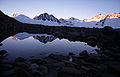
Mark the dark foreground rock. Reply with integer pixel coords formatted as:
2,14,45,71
1,51,120,77
0,50,8,56
0,43,3,46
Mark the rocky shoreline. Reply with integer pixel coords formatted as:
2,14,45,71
0,48,120,77
0,26,120,77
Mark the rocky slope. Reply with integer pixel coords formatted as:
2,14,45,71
33,13,60,23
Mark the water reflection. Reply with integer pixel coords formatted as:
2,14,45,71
33,35,57,44
0,32,98,60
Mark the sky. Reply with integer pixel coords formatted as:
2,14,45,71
0,0,120,19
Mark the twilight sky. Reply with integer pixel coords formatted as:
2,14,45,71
0,0,120,19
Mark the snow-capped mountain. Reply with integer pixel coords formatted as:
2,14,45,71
13,14,61,26
83,14,106,22
96,13,120,28
33,13,60,23
69,17,80,21
12,13,120,28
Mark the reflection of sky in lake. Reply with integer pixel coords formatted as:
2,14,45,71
0,33,98,60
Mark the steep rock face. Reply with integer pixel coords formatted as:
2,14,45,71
33,13,60,23
69,17,80,21
59,18,73,25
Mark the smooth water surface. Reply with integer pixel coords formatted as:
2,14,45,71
0,32,98,60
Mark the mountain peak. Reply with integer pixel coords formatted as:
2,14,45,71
33,13,60,23
11,13,19,17
91,14,106,21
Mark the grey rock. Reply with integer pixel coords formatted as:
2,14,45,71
58,67,85,77
15,57,26,62
48,54,68,61
68,52,75,56
0,43,3,46
107,61,120,74
87,36,97,41
0,50,8,56
45,69,57,77
79,50,89,57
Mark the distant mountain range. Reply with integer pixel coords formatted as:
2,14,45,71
11,13,120,28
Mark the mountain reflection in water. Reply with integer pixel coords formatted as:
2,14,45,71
0,32,98,61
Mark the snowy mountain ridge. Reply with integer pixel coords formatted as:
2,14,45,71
12,13,120,28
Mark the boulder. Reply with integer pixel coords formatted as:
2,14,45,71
45,69,58,77
103,50,114,57
68,52,75,56
29,58,47,65
52,62,65,67
87,40,97,47
48,54,68,61
15,57,26,62
87,36,97,41
95,49,103,55
79,50,89,57
107,61,120,74
0,43,3,46
85,53,101,64
0,50,8,56
58,67,85,77
87,68,101,77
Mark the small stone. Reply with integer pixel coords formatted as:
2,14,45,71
0,43,3,46
48,54,68,61
0,50,8,55
87,36,97,41
53,62,65,67
107,61,120,74
46,69,57,77
69,52,75,56
79,50,89,57
86,53,101,64
87,40,97,47
14,57,26,62
39,65,48,75
95,49,103,55
29,58,41,64
58,67,85,77
103,50,113,56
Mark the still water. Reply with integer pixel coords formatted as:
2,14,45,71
0,32,98,60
